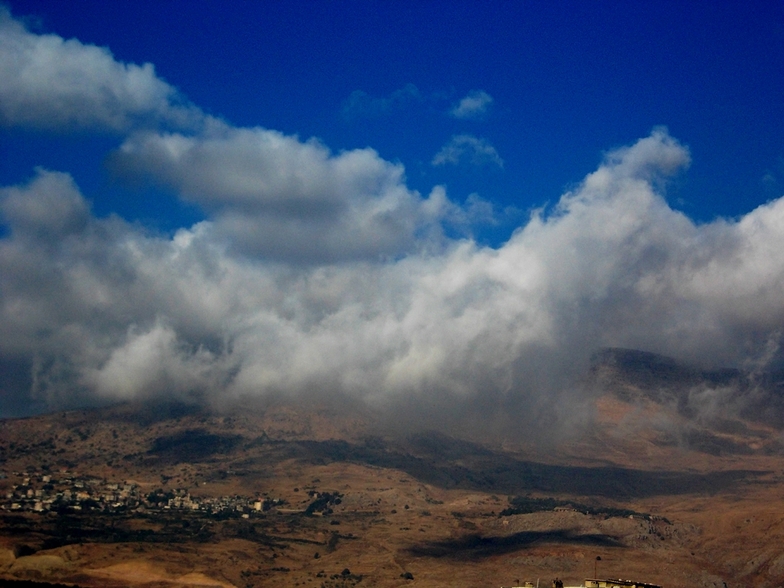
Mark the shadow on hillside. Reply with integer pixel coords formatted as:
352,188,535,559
409,529,623,559
276,434,761,499
148,429,243,462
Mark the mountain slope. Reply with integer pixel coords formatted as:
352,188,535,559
2,352,784,586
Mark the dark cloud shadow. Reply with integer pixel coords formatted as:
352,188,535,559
408,529,623,559
269,434,762,498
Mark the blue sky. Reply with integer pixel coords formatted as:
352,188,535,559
3,1,783,238
1,1,784,424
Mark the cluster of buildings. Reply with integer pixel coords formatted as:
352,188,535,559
0,470,284,517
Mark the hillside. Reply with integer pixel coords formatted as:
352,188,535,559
1,350,784,587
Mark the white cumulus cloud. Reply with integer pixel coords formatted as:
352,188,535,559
112,122,461,262
0,7,202,131
6,131,784,436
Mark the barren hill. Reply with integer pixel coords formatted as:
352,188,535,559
2,350,784,587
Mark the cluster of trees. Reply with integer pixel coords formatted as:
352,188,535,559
499,495,667,522
305,491,343,516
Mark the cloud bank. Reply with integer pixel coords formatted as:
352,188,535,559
4,128,784,433
3,10,784,435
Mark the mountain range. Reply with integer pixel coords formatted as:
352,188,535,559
1,348,784,587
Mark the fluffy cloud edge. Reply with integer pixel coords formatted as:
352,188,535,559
111,123,475,263
0,7,203,132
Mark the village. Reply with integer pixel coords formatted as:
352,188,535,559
0,469,292,517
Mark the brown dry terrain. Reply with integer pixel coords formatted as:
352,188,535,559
1,349,784,588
